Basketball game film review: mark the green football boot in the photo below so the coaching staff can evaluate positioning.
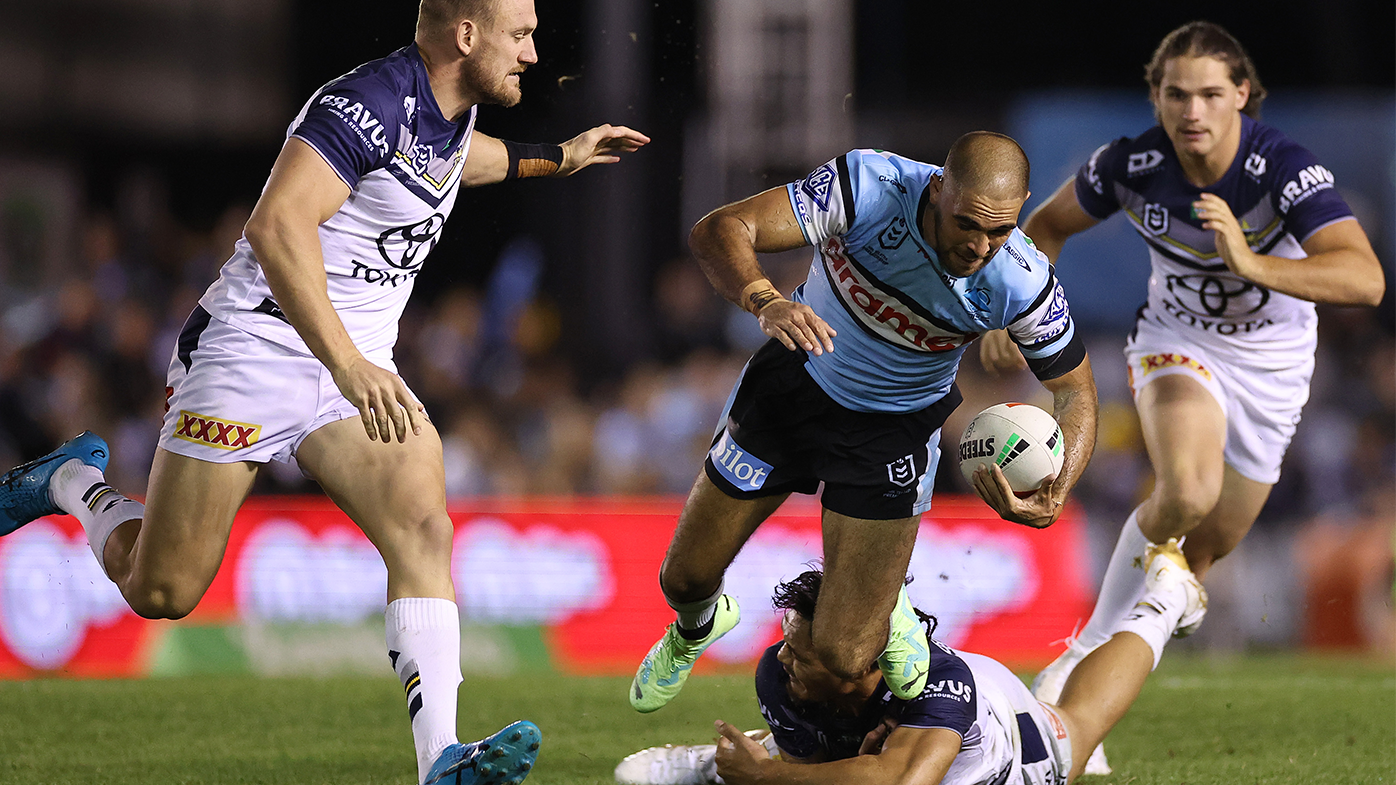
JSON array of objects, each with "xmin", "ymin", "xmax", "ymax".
[
  {"xmin": 878, "ymin": 585, "xmax": 930, "ymax": 699},
  {"xmin": 630, "ymin": 595, "xmax": 740, "ymax": 713}
]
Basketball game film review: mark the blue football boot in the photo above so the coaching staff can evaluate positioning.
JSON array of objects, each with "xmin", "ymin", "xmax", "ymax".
[
  {"xmin": 424, "ymin": 720, "xmax": 541, "ymax": 785},
  {"xmin": 0, "ymin": 432, "xmax": 109, "ymax": 536}
]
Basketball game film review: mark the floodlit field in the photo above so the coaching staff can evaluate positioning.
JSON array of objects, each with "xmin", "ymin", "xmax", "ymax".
[{"xmin": 0, "ymin": 653, "xmax": 1390, "ymax": 784}]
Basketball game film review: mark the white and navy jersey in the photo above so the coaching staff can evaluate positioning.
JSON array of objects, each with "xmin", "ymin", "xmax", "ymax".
[
  {"xmin": 787, "ymin": 150, "xmax": 1082, "ymax": 414},
  {"xmin": 200, "ymin": 45, "xmax": 477, "ymax": 359},
  {"xmin": 755, "ymin": 642, "xmax": 1018, "ymax": 784},
  {"xmin": 1076, "ymin": 115, "xmax": 1354, "ymax": 366}
]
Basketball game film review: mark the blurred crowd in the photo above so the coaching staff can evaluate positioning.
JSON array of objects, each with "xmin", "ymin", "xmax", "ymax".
[{"xmin": 0, "ymin": 205, "xmax": 1391, "ymax": 538}]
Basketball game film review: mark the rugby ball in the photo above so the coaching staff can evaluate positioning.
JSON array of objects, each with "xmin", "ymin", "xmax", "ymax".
[{"xmin": 958, "ymin": 403, "xmax": 1064, "ymax": 495}]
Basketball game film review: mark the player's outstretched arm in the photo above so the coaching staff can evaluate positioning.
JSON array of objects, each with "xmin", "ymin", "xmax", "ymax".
[
  {"xmin": 689, "ymin": 188, "xmax": 836, "ymax": 355},
  {"xmin": 981, "ymin": 179, "xmax": 1100, "ymax": 375},
  {"xmin": 972, "ymin": 356, "xmax": 1098, "ymax": 529},
  {"xmin": 245, "ymin": 138, "xmax": 425, "ymax": 444},
  {"xmin": 1195, "ymin": 195, "xmax": 1385, "ymax": 306},
  {"xmin": 460, "ymin": 126, "xmax": 650, "ymax": 187},
  {"xmin": 713, "ymin": 720, "xmax": 959, "ymax": 785}
]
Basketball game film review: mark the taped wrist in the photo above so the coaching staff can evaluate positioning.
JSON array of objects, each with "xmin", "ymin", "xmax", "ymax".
[
  {"xmin": 503, "ymin": 140, "xmax": 564, "ymax": 179},
  {"xmin": 740, "ymin": 278, "xmax": 785, "ymax": 315}
]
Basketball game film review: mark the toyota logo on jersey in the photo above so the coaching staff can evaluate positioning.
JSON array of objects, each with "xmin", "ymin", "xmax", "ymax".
[
  {"xmin": 1165, "ymin": 274, "xmax": 1270, "ymax": 318},
  {"xmin": 376, "ymin": 213, "xmax": 446, "ymax": 270}
]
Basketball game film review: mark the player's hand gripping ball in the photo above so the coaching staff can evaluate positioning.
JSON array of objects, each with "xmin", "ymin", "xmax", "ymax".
[{"xmin": 958, "ymin": 403, "xmax": 1064, "ymax": 496}]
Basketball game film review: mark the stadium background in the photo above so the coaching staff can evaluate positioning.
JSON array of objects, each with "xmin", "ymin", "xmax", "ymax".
[{"xmin": 0, "ymin": 0, "xmax": 1391, "ymax": 680}]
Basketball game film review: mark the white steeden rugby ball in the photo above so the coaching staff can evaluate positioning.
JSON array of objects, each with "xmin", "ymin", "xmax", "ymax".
[{"xmin": 958, "ymin": 403, "xmax": 1064, "ymax": 495}]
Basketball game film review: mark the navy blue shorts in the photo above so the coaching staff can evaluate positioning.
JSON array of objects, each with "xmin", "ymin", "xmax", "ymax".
[{"xmin": 704, "ymin": 340, "xmax": 961, "ymax": 520}]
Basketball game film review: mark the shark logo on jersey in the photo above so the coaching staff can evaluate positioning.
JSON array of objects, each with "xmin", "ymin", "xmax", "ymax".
[
  {"xmin": 1127, "ymin": 150, "xmax": 1164, "ymax": 175},
  {"xmin": 800, "ymin": 164, "xmax": 837, "ymax": 211},
  {"xmin": 964, "ymin": 287, "xmax": 992, "ymax": 318},
  {"xmin": 878, "ymin": 217, "xmax": 909, "ymax": 250},
  {"xmin": 1244, "ymin": 152, "xmax": 1267, "ymax": 178},
  {"xmin": 403, "ymin": 95, "xmax": 417, "ymax": 121},
  {"xmin": 377, "ymin": 213, "xmax": 446, "ymax": 270},
  {"xmin": 1142, "ymin": 203, "xmax": 1169, "ymax": 236}
]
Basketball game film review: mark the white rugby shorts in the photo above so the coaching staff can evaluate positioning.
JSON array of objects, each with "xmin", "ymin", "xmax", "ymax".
[
  {"xmin": 159, "ymin": 309, "xmax": 411, "ymax": 464},
  {"xmin": 956, "ymin": 652, "xmax": 1072, "ymax": 785},
  {"xmin": 1125, "ymin": 316, "xmax": 1312, "ymax": 485}
]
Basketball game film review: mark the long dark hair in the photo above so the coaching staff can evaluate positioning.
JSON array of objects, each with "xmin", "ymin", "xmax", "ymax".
[
  {"xmin": 1145, "ymin": 21, "xmax": 1267, "ymax": 120},
  {"xmin": 772, "ymin": 569, "xmax": 939, "ymax": 638}
]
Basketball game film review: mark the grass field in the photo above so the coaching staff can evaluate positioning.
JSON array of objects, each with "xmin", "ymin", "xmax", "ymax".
[{"xmin": 0, "ymin": 653, "xmax": 1391, "ymax": 784}]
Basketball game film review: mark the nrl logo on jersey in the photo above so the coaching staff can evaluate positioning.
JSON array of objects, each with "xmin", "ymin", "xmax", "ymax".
[
  {"xmin": 821, "ymin": 238, "xmax": 977, "ymax": 353},
  {"xmin": 1126, "ymin": 150, "xmax": 1164, "ymax": 176},
  {"xmin": 1142, "ymin": 203, "xmax": 1169, "ymax": 236}
]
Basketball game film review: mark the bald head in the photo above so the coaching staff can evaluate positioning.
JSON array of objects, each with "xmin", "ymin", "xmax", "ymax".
[{"xmin": 942, "ymin": 132, "xmax": 1030, "ymax": 200}]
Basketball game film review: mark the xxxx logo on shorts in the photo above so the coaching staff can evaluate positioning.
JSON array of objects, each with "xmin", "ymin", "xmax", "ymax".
[
  {"xmin": 1139, "ymin": 353, "xmax": 1212, "ymax": 381},
  {"xmin": 174, "ymin": 410, "xmax": 261, "ymax": 450}
]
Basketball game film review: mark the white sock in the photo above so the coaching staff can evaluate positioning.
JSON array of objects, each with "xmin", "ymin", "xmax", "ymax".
[
  {"xmin": 1076, "ymin": 509, "xmax": 1152, "ymax": 651},
  {"xmin": 1115, "ymin": 590, "xmax": 1186, "ymax": 669},
  {"xmin": 667, "ymin": 579, "xmax": 723, "ymax": 639},
  {"xmin": 50, "ymin": 459, "xmax": 144, "ymax": 577},
  {"xmin": 386, "ymin": 597, "xmax": 463, "ymax": 783}
]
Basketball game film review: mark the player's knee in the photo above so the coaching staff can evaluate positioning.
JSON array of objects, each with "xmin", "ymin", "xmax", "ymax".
[
  {"xmin": 380, "ymin": 507, "xmax": 455, "ymax": 563},
  {"xmin": 657, "ymin": 559, "xmax": 720, "ymax": 604},
  {"xmin": 1153, "ymin": 480, "xmax": 1219, "ymax": 529},
  {"xmin": 124, "ymin": 578, "xmax": 201, "ymax": 620}
]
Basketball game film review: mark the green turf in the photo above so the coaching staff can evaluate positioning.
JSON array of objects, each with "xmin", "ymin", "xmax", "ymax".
[{"xmin": 0, "ymin": 654, "xmax": 1390, "ymax": 784}]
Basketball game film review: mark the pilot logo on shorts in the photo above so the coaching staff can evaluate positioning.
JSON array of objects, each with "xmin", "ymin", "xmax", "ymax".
[
  {"xmin": 1142, "ymin": 203, "xmax": 1169, "ymax": 236},
  {"xmin": 886, "ymin": 454, "xmax": 916, "ymax": 487},
  {"xmin": 174, "ymin": 410, "xmax": 261, "ymax": 451},
  {"xmin": 709, "ymin": 431, "xmax": 773, "ymax": 492}
]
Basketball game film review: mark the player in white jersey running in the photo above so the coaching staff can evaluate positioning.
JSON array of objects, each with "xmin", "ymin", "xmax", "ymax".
[
  {"xmin": 0, "ymin": 1, "xmax": 646, "ymax": 783},
  {"xmin": 628, "ymin": 133, "xmax": 1098, "ymax": 716},
  {"xmin": 978, "ymin": 20, "xmax": 1384, "ymax": 774},
  {"xmin": 616, "ymin": 550, "xmax": 1205, "ymax": 785}
]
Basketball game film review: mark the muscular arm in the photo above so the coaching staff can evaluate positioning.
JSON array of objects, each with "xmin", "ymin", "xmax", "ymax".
[
  {"xmin": 460, "ymin": 126, "xmax": 650, "ymax": 187},
  {"xmin": 972, "ymin": 355, "xmax": 1098, "ymax": 529},
  {"xmin": 244, "ymin": 138, "xmax": 359, "ymax": 376},
  {"xmin": 980, "ymin": 180, "xmax": 1099, "ymax": 374},
  {"xmin": 689, "ymin": 188, "xmax": 836, "ymax": 354},
  {"xmin": 716, "ymin": 722, "xmax": 960, "ymax": 785},
  {"xmin": 1198, "ymin": 197, "xmax": 1386, "ymax": 306},
  {"xmin": 1021, "ymin": 177, "xmax": 1101, "ymax": 263},
  {"xmin": 243, "ymin": 138, "xmax": 423, "ymax": 443}
]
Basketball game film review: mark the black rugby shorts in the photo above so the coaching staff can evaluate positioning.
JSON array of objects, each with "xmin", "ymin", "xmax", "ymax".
[{"xmin": 703, "ymin": 339, "xmax": 961, "ymax": 520}]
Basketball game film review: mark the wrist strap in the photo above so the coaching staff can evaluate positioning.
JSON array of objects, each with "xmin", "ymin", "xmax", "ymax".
[
  {"xmin": 740, "ymin": 278, "xmax": 784, "ymax": 315},
  {"xmin": 503, "ymin": 141, "xmax": 564, "ymax": 179}
]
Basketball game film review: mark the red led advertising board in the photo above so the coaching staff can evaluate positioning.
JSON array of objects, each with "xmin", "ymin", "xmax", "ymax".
[{"xmin": 0, "ymin": 496, "xmax": 1090, "ymax": 677}]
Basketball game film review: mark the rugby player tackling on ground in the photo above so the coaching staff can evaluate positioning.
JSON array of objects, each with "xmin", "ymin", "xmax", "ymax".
[{"xmin": 617, "ymin": 551, "xmax": 1205, "ymax": 785}]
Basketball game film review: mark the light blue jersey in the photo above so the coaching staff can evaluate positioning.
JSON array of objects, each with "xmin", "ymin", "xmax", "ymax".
[{"xmin": 786, "ymin": 149, "xmax": 1081, "ymax": 414}]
